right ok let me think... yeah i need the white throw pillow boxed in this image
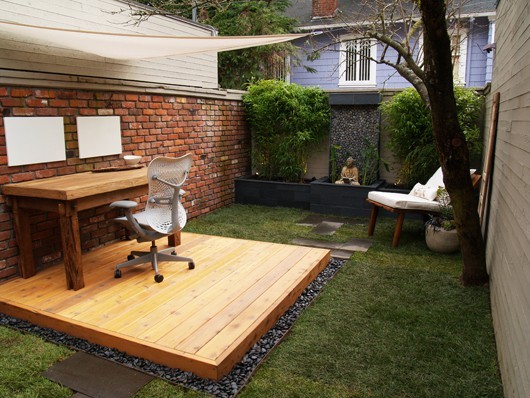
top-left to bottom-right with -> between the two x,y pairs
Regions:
410,183 -> 438,201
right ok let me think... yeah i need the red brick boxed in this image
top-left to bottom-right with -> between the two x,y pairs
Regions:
70,100 -> 88,107
77,92 -> 94,100
79,108 -> 97,116
12,108 -> 35,116
35,89 -> 56,98
1,98 -> 23,107
58,91 -> 77,99
36,169 -> 58,179
11,172 -> 35,182
36,108 -> 59,116
11,88 -> 33,97
50,99 -> 69,107
26,98 -> 48,108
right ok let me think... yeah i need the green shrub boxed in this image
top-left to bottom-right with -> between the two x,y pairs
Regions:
243,80 -> 330,182
380,87 -> 484,187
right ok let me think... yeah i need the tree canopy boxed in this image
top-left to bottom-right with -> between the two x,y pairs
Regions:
132,0 -> 299,89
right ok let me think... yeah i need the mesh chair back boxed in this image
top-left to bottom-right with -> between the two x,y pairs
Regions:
146,154 -> 193,234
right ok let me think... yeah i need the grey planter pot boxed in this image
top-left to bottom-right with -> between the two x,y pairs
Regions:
425,225 -> 460,253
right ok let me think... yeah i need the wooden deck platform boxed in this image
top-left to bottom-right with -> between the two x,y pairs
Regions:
0,233 -> 330,380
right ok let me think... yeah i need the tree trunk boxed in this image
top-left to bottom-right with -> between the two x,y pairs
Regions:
419,0 -> 488,285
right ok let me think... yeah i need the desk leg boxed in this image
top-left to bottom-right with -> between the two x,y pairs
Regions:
12,199 -> 36,278
168,231 -> 181,247
58,204 -> 84,290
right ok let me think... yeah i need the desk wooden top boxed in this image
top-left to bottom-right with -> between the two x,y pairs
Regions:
2,167 -> 147,201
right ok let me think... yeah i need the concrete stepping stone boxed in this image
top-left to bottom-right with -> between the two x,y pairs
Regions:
296,215 -> 349,227
312,221 -> 344,235
291,237 -> 373,258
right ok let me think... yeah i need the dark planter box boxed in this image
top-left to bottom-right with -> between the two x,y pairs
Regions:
235,177 -> 311,210
309,178 -> 386,217
235,176 -> 413,217
235,176 -> 421,218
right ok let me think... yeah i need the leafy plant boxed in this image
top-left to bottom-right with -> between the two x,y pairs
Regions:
329,144 -> 342,183
359,139 -> 389,185
426,187 -> 456,231
380,87 -> 484,187
243,80 -> 330,182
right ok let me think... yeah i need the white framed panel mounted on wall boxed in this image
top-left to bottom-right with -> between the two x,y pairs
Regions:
77,116 -> 122,159
5,117 -> 66,166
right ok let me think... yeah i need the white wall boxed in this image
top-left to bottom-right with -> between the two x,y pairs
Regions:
0,0 -> 219,89
484,0 -> 530,396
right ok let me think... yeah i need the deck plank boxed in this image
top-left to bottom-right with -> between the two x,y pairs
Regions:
0,233 -> 330,380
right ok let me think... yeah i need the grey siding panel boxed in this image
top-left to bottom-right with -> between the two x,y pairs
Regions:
0,0 -> 218,89
485,0 -> 530,396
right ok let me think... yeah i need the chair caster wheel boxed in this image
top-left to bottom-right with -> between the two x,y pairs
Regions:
127,254 -> 135,261
154,274 -> 164,283
188,262 -> 195,270
114,269 -> 122,278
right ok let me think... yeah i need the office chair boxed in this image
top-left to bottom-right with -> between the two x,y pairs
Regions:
110,154 -> 195,283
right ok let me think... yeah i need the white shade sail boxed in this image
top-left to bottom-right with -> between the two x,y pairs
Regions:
0,20 -> 307,60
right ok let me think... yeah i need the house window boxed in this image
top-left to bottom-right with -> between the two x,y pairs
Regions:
339,38 -> 377,87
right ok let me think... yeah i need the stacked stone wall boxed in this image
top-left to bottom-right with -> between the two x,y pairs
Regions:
329,105 -> 380,182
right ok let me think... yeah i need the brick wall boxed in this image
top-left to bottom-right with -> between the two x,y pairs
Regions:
311,0 -> 338,18
0,86 -> 251,280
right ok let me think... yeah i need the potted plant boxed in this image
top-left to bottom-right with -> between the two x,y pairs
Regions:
425,188 -> 460,253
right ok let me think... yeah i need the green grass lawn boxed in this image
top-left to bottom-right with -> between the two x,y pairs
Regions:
0,205 -> 503,397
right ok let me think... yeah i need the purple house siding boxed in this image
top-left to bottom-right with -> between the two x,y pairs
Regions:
291,31 -> 415,90
467,17 -> 492,87
287,1 -> 496,92
291,36 -> 339,89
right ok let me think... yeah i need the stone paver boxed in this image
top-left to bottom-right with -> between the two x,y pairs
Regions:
291,237 -> 373,258
43,352 -> 153,398
312,221 -> 344,235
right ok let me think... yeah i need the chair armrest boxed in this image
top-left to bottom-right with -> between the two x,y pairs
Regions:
110,200 -> 138,209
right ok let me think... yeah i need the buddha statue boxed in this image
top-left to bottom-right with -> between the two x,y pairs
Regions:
335,156 -> 360,185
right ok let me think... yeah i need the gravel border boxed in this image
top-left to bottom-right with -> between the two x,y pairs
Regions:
0,258 -> 345,398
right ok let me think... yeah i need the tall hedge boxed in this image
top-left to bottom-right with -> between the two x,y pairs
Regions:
380,87 -> 484,186
243,80 -> 330,182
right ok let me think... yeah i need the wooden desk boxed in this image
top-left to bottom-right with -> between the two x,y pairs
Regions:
2,167 -> 173,290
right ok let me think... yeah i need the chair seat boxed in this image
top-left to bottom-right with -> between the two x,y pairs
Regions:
114,211 -> 153,230
367,191 -> 441,212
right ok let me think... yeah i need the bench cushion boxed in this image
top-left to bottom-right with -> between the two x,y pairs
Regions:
367,191 -> 441,212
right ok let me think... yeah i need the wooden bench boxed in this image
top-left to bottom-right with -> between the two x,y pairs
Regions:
367,170 -> 481,247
